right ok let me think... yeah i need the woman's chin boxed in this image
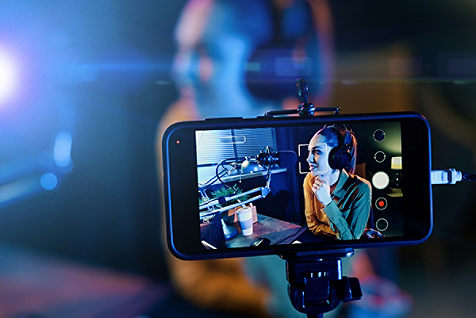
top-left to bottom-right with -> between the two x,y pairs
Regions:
311,168 -> 326,176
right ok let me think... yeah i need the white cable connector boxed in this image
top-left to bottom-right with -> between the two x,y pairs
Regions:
431,169 -> 463,185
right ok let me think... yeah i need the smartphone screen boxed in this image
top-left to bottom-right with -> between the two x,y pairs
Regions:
163,112 -> 432,259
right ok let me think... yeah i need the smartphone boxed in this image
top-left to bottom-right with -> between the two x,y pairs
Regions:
162,112 -> 432,260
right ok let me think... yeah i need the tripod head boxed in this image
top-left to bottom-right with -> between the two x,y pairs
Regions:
265,78 -> 340,118
281,249 -> 362,318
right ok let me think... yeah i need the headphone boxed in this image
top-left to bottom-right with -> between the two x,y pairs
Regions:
327,126 -> 354,172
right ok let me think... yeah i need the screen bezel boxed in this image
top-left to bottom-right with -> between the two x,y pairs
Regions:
163,112 -> 433,260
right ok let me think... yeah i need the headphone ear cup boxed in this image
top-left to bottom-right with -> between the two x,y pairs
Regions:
339,150 -> 351,171
328,147 -> 351,171
328,147 -> 339,170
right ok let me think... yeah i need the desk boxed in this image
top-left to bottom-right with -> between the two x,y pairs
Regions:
226,214 -> 305,248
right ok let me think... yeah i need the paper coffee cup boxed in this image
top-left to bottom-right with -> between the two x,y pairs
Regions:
237,207 -> 253,236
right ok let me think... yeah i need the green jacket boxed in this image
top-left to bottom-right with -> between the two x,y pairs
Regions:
324,170 -> 372,240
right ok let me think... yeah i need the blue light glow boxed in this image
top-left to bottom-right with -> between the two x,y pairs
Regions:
53,131 -> 73,168
0,49 -> 20,104
0,177 -> 40,206
40,173 -> 58,191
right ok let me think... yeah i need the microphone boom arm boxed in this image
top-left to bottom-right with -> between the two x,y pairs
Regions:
199,185 -> 271,216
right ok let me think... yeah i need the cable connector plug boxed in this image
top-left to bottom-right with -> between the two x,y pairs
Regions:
431,168 -> 475,185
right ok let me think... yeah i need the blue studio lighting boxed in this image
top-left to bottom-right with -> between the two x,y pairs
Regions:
0,49 -> 20,104
40,173 -> 58,191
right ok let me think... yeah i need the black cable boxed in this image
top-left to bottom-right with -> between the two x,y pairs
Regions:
215,157 -> 245,190
462,172 -> 476,182
216,159 -> 234,190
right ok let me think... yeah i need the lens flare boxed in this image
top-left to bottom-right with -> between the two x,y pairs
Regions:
40,173 -> 58,191
54,131 -> 73,168
0,49 -> 20,104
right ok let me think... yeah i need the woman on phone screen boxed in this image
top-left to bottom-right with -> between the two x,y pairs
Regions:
304,125 -> 371,240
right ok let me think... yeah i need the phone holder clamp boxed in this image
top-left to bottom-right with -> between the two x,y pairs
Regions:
264,78 -> 340,118
280,248 -> 362,318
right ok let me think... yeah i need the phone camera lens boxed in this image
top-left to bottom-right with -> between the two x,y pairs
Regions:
373,129 -> 386,142
374,151 -> 386,163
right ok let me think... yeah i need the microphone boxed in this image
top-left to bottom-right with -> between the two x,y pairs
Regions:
257,146 -> 279,168
240,149 -> 298,174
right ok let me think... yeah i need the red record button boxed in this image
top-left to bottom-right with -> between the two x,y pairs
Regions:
375,197 -> 388,210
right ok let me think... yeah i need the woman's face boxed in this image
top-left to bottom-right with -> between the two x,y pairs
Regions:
307,133 -> 333,177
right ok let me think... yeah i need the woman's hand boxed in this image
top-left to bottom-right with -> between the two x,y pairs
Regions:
312,176 -> 332,206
